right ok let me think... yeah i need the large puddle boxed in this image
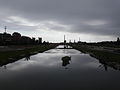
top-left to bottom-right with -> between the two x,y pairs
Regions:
0,45 -> 120,90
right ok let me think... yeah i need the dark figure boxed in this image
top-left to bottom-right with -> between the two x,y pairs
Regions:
99,60 -> 108,71
61,56 -> 71,68
25,54 -> 31,61
103,64 -> 108,71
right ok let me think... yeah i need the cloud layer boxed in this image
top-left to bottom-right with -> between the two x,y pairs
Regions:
0,0 -> 120,42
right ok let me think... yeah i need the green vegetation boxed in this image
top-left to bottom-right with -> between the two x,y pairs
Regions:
71,44 -> 120,62
70,44 -> 120,70
0,44 -> 58,66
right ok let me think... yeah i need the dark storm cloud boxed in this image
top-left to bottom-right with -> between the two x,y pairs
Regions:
0,0 -> 120,36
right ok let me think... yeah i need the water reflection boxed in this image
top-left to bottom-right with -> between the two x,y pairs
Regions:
98,60 -> 120,71
56,45 -> 72,49
61,56 -> 71,69
0,45 -> 120,90
90,53 -> 120,71
99,64 -> 108,71
24,54 -> 31,61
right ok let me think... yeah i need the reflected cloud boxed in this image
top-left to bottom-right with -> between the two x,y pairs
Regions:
2,65 -> 7,69
1,45 -> 119,72
8,61 -> 32,71
83,62 -> 99,68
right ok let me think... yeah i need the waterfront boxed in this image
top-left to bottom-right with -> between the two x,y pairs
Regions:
0,45 -> 120,90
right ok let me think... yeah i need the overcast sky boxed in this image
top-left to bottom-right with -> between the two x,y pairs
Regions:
0,0 -> 120,42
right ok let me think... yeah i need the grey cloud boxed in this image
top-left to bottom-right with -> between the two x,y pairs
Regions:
0,0 -> 120,37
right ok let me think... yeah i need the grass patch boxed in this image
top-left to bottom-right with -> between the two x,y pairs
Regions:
0,44 -> 58,66
71,44 -> 120,62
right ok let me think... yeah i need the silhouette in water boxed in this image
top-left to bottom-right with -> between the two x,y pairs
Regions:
3,65 -> 7,69
25,54 -> 31,61
99,64 -> 108,71
103,64 -> 108,71
61,56 -> 71,69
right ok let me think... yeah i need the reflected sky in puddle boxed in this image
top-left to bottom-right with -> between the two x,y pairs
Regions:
0,45 -> 120,90
1,48 -> 97,71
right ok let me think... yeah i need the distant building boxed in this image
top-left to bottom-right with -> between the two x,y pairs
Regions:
38,37 -> 42,44
74,40 -> 76,43
78,37 -> 81,43
69,40 -> 71,43
64,35 -> 66,44
117,37 -> 120,42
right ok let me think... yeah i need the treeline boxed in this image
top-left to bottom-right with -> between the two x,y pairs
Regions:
86,41 -> 120,47
74,37 -> 120,48
0,32 -> 48,45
